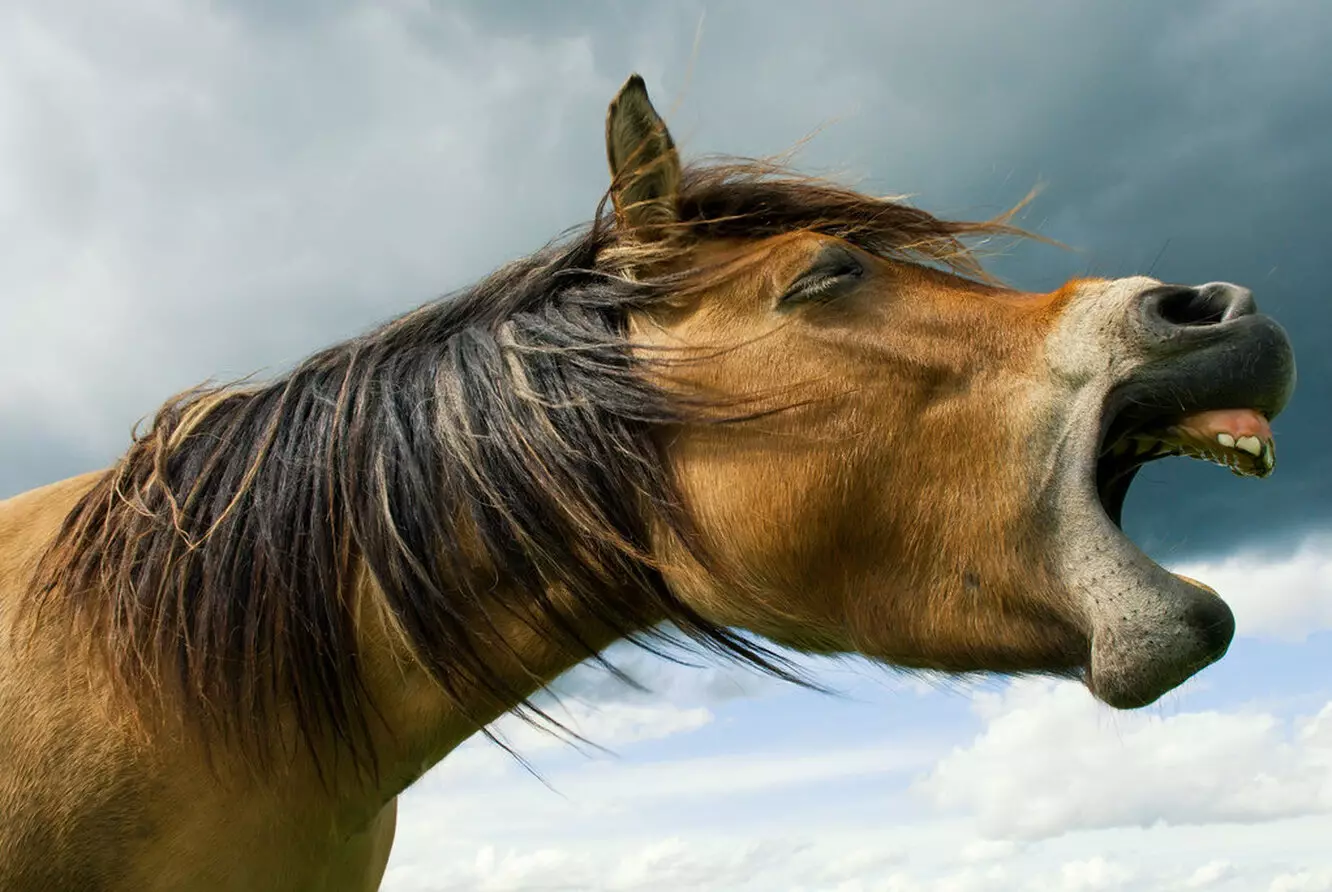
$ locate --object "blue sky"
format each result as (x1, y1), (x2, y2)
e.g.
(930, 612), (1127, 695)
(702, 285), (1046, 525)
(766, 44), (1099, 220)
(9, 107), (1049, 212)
(2, 1), (1329, 890)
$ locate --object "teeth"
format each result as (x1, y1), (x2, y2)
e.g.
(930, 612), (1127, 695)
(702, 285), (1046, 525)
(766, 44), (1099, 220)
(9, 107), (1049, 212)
(1110, 428), (1276, 478)
(1236, 435), (1262, 456)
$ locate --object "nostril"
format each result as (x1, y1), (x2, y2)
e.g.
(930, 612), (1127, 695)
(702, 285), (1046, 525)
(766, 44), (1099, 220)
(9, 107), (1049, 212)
(1182, 596), (1236, 657)
(1158, 288), (1227, 326)
(1142, 282), (1256, 333)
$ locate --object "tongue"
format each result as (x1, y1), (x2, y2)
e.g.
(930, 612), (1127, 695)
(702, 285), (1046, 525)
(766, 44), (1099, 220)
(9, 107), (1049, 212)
(1173, 408), (1272, 442)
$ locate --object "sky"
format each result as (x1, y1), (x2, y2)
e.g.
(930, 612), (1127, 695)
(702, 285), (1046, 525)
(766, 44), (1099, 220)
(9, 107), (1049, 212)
(1, 1), (1329, 890)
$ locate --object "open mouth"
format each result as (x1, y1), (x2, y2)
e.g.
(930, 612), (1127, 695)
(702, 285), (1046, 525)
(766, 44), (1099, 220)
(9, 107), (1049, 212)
(1095, 403), (1276, 532)
(1050, 282), (1296, 709)
(1073, 395), (1282, 708)
(1091, 283), (1291, 538)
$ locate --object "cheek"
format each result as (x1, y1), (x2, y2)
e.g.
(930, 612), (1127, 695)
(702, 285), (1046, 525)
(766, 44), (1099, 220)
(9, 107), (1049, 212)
(665, 431), (854, 610)
(845, 371), (1045, 557)
(674, 438), (819, 560)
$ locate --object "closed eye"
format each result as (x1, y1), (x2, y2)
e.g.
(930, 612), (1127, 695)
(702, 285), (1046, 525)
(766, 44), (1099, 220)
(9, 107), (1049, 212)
(778, 243), (865, 308)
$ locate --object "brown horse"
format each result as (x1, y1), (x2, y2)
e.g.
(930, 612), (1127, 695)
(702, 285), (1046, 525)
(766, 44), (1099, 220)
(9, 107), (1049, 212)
(0, 75), (1296, 890)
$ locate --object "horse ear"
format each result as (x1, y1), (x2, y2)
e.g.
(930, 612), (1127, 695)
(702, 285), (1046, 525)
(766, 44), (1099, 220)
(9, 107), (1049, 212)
(605, 74), (681, 238)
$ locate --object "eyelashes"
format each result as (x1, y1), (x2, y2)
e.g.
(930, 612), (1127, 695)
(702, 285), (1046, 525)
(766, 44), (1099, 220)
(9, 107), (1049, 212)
(778, 245), (865, 307)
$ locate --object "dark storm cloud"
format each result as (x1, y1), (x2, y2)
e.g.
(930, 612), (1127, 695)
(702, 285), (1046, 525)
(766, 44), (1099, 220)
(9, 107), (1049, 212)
(3, 0), (1326, 561)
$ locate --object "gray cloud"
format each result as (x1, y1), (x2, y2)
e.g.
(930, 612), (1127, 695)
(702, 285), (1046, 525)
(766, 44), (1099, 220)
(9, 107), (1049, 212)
(2, 0), (1326, 562)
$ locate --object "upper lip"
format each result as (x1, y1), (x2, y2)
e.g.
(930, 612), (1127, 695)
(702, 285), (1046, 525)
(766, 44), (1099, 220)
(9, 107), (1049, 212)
(1118, 283), (1295, 419)
(1091, 299), (1297, 527)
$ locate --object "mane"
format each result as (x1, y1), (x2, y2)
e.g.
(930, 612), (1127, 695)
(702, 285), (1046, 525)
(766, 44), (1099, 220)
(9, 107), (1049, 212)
(30, 159), (1034, 779)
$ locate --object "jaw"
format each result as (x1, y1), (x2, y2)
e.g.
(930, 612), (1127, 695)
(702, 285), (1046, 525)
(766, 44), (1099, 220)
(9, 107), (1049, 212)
(1050, 465), (1236, 707)
(1043, 314), (1296, 709)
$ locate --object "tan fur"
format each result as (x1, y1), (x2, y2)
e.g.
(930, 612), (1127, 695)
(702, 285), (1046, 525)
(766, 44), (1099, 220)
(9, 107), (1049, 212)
(637, 240), (1086, 669)
(0, 477), (394, 890)
(1, 475), (614, 890)
(0, 258), (1095, 890)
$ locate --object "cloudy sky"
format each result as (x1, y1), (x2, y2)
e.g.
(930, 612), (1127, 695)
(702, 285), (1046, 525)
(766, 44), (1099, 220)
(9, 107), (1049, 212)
(3, 1), (1330, 890)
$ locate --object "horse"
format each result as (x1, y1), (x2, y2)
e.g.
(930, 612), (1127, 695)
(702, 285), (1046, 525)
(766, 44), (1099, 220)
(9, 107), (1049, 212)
(0, 74), (1296, 891)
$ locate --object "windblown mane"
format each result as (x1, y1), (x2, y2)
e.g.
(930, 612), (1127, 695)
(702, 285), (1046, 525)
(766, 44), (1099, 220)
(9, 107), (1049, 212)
(31, 159), (1031, 778)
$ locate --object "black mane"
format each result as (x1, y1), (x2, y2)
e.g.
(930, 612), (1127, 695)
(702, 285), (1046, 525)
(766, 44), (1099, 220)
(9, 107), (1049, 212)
(33, 159), (1024, 779)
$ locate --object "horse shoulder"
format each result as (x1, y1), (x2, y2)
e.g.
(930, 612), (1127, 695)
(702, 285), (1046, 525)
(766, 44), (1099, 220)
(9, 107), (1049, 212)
(0, 472), (153, 888)
(0, 472), (400, 892)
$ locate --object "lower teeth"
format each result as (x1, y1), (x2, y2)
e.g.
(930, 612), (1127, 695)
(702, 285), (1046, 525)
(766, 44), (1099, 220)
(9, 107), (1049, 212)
(1129, 434), (1262, 477)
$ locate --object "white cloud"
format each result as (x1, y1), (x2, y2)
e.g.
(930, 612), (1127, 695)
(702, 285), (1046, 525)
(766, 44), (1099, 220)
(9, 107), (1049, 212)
(1184, 860), (1236, 889)
(385, 673), (1332, 891)
(917, 680), (1332, 840)
(1270, 869), (1332, 892)
(1057, 856), (1137, 891)
(442, 704), (714, 790)
(490, 698), (716, 756)
(544, 641), (788, 708)
(403, 732), (939, 839)
(384, 821), (1332, 892)
(1170, 532), (1332, 641)
(960, 839), (1022, 864)
(388, 835), (824, 892)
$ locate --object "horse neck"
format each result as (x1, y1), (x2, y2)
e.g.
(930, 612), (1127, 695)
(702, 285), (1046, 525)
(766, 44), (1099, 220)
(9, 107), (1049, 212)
(349, 567), (630, 798)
